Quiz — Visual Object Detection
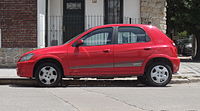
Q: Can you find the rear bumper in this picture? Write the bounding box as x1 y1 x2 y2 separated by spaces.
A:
170 57 180 73
17 60 35 78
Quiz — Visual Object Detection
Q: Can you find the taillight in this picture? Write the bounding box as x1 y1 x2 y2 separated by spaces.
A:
172 42 178 56
172 42 176 47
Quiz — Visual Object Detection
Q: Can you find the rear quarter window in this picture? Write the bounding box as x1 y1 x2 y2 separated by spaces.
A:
117 27 150 44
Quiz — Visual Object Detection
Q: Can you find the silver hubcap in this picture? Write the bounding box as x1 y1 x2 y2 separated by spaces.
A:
39 66 58 85
150 65 169 84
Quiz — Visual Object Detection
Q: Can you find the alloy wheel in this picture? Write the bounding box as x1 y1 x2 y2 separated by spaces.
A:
150 65 169 84
39 66 58 85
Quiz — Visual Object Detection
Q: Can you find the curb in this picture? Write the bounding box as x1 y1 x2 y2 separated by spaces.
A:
0 77 200 86
170 78 200 84
0 78 37 86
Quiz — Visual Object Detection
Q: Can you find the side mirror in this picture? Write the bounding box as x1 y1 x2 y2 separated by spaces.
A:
75 39 84 47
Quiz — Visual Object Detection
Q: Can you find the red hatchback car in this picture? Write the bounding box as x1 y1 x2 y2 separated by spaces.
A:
17 24 180 87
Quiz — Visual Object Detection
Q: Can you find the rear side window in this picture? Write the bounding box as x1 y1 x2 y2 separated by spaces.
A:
117 27 150 44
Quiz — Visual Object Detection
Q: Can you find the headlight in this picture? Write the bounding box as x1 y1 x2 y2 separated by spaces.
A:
20 53 34 62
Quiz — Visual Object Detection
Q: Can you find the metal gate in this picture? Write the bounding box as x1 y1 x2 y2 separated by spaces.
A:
63 0 85 43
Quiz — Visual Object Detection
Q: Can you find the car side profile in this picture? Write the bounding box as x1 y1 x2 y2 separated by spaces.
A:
17 24 180 87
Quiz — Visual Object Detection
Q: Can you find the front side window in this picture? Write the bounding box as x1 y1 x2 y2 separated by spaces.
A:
81 28 113 46
117 27 150 44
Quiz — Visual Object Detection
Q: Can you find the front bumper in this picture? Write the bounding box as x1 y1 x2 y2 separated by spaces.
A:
17 60 35 78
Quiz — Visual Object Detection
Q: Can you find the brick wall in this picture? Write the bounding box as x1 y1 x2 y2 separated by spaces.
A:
0 0 37 48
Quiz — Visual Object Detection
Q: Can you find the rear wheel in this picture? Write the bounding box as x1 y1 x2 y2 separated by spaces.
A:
35 62 62 87
145 62 172 87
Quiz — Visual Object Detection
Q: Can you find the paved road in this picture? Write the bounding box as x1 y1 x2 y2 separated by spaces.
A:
0 83 200 111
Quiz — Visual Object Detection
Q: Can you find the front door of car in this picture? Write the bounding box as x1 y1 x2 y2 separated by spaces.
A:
113 26 154 75
68 27 114 76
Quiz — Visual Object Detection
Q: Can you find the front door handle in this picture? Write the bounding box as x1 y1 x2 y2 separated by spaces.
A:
103 49 111 53
144 47 152 50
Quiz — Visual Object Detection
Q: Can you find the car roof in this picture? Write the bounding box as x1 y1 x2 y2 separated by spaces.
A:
92 24 155 30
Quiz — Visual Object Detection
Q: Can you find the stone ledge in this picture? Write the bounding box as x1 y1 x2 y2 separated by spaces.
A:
140 0 167 33
0 48 35 68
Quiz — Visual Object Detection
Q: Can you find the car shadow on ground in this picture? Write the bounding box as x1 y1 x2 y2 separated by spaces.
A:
4 79 152 88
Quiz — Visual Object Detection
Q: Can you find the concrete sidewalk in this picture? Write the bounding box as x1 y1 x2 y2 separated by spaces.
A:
0 61 200 85
0 69 19 78
171 61 200 84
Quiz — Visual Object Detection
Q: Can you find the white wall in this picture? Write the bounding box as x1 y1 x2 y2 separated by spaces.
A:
37 0 46 48
44 0 140 46
85 0 104 29
85 0 104 16
0 28 1 48
48 0 63 46
85 0 141 28
124 0 140 24
49 0 63 16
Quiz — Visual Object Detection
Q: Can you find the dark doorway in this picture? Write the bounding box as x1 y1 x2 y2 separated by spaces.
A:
63 0 85 43
104 0 123 24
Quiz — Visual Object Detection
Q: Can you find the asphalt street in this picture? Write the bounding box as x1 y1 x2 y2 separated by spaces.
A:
0 61 200 111
0 83 200 111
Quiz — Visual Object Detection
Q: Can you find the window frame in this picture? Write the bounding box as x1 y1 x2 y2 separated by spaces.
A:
104 0 123 24
73 27 115 47
114 26 151 44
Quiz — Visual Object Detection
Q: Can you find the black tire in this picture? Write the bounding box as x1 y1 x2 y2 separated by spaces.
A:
137 75 148 85
73 77 80 80
145 62 172 87
35 62 62 87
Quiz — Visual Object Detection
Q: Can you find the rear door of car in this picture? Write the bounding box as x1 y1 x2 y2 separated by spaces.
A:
113 26 154 75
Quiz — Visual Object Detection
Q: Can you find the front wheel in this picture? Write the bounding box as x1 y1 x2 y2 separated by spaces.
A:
145 62 172 87
35 62 62 87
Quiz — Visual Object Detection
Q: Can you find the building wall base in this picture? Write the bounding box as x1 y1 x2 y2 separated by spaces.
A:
0 48 35 68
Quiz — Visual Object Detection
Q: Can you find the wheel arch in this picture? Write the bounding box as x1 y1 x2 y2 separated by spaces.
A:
144 57 173 74
33 58 64 77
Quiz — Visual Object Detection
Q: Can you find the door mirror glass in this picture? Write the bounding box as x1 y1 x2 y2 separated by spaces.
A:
75 39 84 47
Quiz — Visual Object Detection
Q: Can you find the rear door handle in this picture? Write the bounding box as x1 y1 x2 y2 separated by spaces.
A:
103 49 111 53
144 47 152 50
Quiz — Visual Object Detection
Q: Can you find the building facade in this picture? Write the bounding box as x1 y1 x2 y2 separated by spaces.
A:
0 0 167 67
